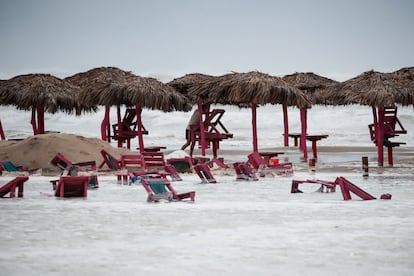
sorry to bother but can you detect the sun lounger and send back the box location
[140,177,195,203]
[0,176,29,198]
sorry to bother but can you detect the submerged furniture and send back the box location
[291,179,336,193]
[0,160,34,175]
[141,177,195,203]
[233,162,258,181]
[0,176,29,198]
[98,149,123,171]
[50,153,98,189]
[54,176,90,198]
[167,156,217,183]
[248,152,293,177]
[141,152,182,181]
[291,176,379,201]
[335,177,376,200]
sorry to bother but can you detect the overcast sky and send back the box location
[1,0,413,81]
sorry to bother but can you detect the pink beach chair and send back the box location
[140,177,195,203]
[0,176,29,198]
[54,176,90,198]
[248,152,293,177]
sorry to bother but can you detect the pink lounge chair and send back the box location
[140,177,195,203]
[167,156,217,183]
[0,176,29,198]
[233,162,258,181]
[335,177,376,200]
[50,153,98,189]
[54,176,90,198]
[98,149,123,171]
[141,152,182,181]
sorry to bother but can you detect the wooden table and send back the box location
[306,134,329,159]
[285,133,329,160]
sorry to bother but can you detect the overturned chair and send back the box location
[167,156,217,183]
[233,152,293,180]
[54,176,90,198]
[50,153,99,189]
[141,177,195,203]
[0,176,29,198]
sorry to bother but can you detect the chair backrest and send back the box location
[141,152,166,170]
[121,154,145,171]
[148,181,169,194]
[55,176,89,198]
[100,150,121,170]
[0,160,19,172]
[51,153,73,170]
[247,152,266,170]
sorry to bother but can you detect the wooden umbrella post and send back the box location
[136,104,145,153]
[300,108,308,161]
[116,105,122,148]
[252,102,258,153]
[31,108,38,135]
[377,107,385,167]
[0,119,5,140]
[283,103,289,147]
[36,106,45,134]
[198,101,206,156]
[101,105,110,142]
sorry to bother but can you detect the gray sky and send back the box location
[1,0,413,81]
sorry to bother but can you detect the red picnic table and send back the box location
[286,133,329,160]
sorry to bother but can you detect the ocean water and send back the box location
[1,172,414,276]
[1,104,413,150]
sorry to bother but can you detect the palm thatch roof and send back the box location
[167,73,216,95]
[67,67,191,112]
[282,72,338,104]
[317,70,413,107]
[387,67,414,94]
[282,72,338,91]
[188,71,311,108]
[0,73,94,114]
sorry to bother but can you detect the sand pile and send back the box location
[0,134,131,172]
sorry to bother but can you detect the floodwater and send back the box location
[1,171,414,276]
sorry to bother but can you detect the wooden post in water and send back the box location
[362,156,369,177]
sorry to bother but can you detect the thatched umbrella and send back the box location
[167,73,215,95]
[0,73,93,136]
[67,67,190,151]
[387,67,414,95]
[320,70,413,166]
[66,67,139,144]
[282,72,339,153]
[188,71,311,155]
